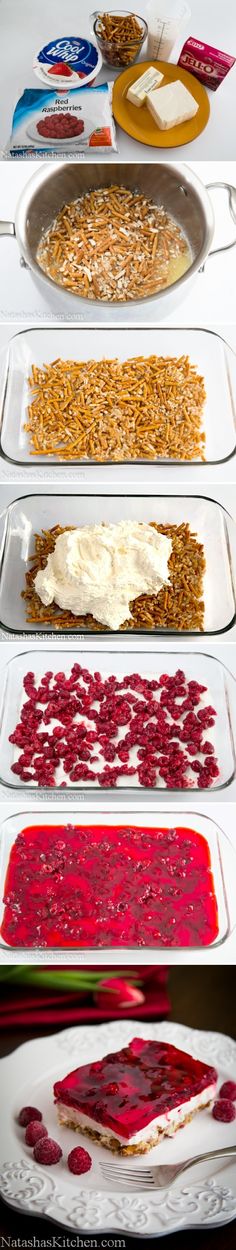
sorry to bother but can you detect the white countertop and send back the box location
[0,794,236,966]
[1,160,236,325]
[0,1,236,978]
[0,0,236,160]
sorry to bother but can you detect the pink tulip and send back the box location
[94,977,145,1011]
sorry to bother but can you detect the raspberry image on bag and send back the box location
[37,114,84,139]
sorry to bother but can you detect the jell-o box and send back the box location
[178,38,235,91]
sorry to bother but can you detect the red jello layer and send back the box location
[54,1037,217,1139]
[1,823,219,949]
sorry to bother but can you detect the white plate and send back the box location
[26,119,94,147]
[1,1020,236,1236]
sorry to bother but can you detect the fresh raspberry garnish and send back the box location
[67,1146,92,1175]
[212,1099,236,1123]
[219,1081,236,1101]
[33,1136,62,1165]
[18,1106,42,1127]
[25,1121,48,1146]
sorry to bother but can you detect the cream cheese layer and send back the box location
[57,1084,216,1146]
[34,521,172,629]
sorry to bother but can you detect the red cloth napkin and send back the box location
[0,966,170,1028]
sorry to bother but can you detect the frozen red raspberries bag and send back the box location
[7,86,117,155]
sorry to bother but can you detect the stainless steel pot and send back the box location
[1,162,236,320]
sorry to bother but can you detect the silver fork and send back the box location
[100,1145,236,1190]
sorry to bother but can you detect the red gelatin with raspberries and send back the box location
[54,1038,217,1143]
[0,823,219,949]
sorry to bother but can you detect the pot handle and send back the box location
[0,221,15,237]
[206,182,236,259]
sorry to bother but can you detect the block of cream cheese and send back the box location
[127,66,163,107]
[147,79,199,129]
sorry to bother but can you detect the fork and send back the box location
[100,1144,236,1190]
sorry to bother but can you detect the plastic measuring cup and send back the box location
[147,2,191,63]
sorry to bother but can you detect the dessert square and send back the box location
[54,1037,217,1154]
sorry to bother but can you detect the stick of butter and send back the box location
[126,66,163,107]
[147,79,199,128]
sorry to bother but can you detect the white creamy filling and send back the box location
[34,521,172,630]
[57,1084,216,1145]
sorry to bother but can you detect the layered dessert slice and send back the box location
[54,1037,217,1155]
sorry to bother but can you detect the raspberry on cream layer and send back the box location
[9,664,219,790]
[54,1038,217,1155]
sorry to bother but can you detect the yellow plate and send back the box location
[112,59,210,148]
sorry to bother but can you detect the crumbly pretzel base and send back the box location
[26,353,206,463]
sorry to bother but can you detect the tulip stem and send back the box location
[0,968,142,992]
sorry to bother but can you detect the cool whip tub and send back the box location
[33,36,102,88]
[7,87,117,157]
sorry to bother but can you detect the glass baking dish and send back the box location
[0,808,234,952]
[0,327,236,466]
[0,649,235,795]
[0,492,235,636]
